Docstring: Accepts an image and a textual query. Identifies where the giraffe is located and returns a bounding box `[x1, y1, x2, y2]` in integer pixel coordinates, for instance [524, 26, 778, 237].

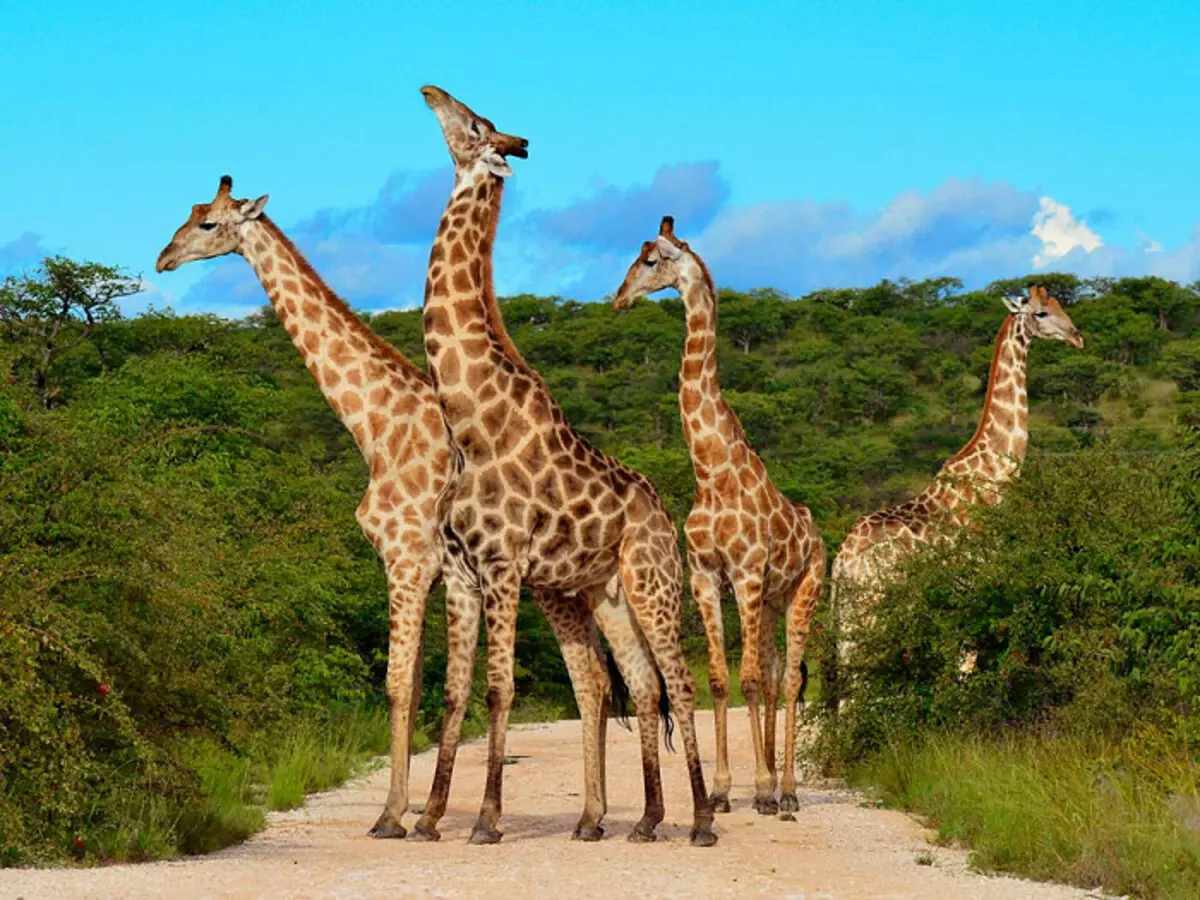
[612, 216, 826, 818]
[414, 85, 717, 847]
[154, 177, 628, 842]
[830, 285, 1083, 678]
[156, 176, 445, 839]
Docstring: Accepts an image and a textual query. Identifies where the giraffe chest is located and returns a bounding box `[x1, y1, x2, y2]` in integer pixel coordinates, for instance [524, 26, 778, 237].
[440, 448, 633, 591]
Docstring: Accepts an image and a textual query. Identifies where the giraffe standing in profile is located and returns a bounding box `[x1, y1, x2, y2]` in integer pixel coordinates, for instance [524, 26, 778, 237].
[156, 177, 446, 838]
[612, 217, 826, 818]
[831, 286, 1084, 673]
[155, 178, 634, 842]
[413, 85, 716, 847]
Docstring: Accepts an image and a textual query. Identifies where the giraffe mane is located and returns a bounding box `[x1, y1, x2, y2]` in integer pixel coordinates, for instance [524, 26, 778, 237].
[257, 215, 427, 379]
[945, 313, 1013, 466]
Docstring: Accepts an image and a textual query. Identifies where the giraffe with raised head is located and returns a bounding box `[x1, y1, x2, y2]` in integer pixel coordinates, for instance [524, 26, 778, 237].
[414, 85, 716, 847]
[612, 216, 826, 818]
[831, 285, 1084, 674]
[154, 179, 616, 842]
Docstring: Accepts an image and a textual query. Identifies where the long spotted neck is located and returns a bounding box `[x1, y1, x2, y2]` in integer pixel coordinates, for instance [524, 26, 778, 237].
[939, 314, 1032, 488]
[422, 160, 519, 434]
[676, 258, 750, 466]
[239, 215, 421, 459]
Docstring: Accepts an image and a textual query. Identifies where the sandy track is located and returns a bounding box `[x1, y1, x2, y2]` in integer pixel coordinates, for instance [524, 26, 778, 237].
[0, 710, 1091, 900]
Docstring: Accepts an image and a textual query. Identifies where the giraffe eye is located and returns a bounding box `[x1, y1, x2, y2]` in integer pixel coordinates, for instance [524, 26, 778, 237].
[1034, 311, 1048, 319]
[198, 222, 217, 231]
[470, 120, 482, 137]
[644, 257, 658, 268]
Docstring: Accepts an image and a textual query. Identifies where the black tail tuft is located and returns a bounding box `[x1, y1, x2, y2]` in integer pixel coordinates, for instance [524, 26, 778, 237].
[605, 647, 633, 731]
[798, 660, 809, 710]
[658, 668, 676, 753]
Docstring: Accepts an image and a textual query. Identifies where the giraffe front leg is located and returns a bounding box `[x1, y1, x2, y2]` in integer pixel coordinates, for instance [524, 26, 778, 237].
[689, 564, 731, 813]
[534, 589, 609, 842]
[369, 563, 432, 838]
[733, 573, 775, 815]
[470, 566, 521, 845]
[411, 565, 480, 843]
[780, 550, 824, 819]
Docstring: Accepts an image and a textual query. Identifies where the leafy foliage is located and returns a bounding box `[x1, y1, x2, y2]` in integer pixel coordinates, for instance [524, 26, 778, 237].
[1, 256, 1198, 864]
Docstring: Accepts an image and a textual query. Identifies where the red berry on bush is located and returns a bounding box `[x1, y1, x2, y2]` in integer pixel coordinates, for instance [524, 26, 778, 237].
[72, 837, 85, 849]
[815, 623, 824, 633]
[97, 683, 111, 697]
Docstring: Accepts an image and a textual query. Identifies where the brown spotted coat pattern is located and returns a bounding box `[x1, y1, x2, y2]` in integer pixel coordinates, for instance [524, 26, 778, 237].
[413, 85, 716, 848]
[613, 217, 825, 818]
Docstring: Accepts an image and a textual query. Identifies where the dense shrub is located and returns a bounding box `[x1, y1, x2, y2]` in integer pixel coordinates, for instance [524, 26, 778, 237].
[2, 261, 1198, 863]
[814, 426, 1200, 766]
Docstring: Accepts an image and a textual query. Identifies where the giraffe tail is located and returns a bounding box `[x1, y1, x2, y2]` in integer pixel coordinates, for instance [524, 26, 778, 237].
[604, 647, 633, 732]
[798, 660, 809, 710]
[600, 647, 675, 751]
[658, 666, 675, 753]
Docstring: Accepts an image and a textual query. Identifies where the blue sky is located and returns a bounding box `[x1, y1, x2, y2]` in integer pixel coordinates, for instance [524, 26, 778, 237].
[3, 0, 1198, 317]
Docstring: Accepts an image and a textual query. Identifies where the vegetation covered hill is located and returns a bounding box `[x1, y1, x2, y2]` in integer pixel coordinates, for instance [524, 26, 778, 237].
[2, 258, 1198, 869]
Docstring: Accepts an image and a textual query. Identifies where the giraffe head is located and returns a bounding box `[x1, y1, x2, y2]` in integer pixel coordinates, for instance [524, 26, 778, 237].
[155, 176, 269, 272]
[420, 85, 528, 178]
[612, 216, 696, 309]
[1002, 285, 1084, 349]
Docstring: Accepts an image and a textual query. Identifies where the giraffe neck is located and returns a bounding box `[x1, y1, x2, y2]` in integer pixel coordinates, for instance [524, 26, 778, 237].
[939, 314, 1032, 491]
[422, 161, 521, 434]
[238, 215, 423, 458]
[676, 260, 736, 452]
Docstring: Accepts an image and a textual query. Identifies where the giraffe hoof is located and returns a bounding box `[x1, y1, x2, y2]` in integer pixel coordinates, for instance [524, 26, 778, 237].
[778, 793, 800, 813]
[709, 794, 732, 814]
[571, 823, 605, 842]
[367, 815, 407, 839]
[689, 826, 719, 848]
[627, 825, 658, 843]
[468, 827, 503, 845]
[408, 823, 441, 842]
[753, 794, 779, 816]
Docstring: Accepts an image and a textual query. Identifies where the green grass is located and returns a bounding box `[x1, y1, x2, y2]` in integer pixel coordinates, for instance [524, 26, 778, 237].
[57, 705, 397, 866]
[260, 706, 392, 811]
[855, 728, 1200, 899]
[689, 656, 825, 711]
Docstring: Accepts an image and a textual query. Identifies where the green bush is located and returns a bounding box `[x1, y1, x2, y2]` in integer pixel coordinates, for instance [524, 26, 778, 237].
[816, 430, 1200, 767]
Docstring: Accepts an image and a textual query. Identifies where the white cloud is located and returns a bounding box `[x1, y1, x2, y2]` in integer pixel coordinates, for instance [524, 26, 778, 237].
[1032, 197, 1103, 267]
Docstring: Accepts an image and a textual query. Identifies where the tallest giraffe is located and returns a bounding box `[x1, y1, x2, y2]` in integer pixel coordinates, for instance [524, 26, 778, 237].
[412, 86, 716, 847]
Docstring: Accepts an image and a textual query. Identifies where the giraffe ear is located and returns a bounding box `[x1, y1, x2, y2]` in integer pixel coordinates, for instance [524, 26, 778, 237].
[483, 148, 514, 179]
[654, 236, 683, 261]
[1002, 294, 1027, 314]
[239, 195, 269, 220]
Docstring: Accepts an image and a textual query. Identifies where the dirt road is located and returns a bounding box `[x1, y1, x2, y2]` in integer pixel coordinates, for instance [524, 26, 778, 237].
[0, 710, 1092, 900]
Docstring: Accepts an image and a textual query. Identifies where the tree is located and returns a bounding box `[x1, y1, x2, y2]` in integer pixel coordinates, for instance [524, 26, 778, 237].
[0, 256, 139, 407]
[986, 272, 1084, 305]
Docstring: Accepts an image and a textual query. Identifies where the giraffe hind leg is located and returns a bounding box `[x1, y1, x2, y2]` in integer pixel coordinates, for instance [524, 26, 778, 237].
[780, 545, 825, 819]
[592, 585, 666, 843]
[533, 588, 610, 842]
[620, 532, 717, 848]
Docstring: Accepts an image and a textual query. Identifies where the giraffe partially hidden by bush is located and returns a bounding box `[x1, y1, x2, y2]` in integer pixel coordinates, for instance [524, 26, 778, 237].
[831, 286, 1083, 681]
